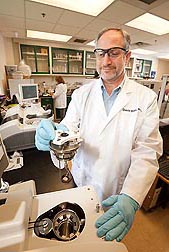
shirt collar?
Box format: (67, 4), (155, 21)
(99, 76), (125, 95)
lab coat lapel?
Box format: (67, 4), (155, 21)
(108, 86), (132, 119)
(92, 80), (107, 120)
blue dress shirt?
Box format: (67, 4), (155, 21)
(101, 79), (124, 115)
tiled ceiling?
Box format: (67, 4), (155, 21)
(0, 0), (169, 58)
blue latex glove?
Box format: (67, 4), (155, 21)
(95, 194), (139, 242)
(35, 119), (68, 151)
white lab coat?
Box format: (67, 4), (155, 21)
(53, 83), (67, 108)
(51, 77), (162, 205)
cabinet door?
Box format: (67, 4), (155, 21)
(20, 44), (50, 74)
(85, 51), (96, 75)
(52, 48), (68, 73)
(125, 57), (133, 77)
(20, 45), (36, 73)
(142, 60), (152, 77)
(134, 58), (143, 74)
(35, 46), (50, 73)
(68, 49), (83, 74)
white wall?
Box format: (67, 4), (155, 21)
(32, 75), (90, 88)
(5, 37), (15, 65)
(0, 33), (7, 94)
(156, 59), (169, 80)
(0, 34), (15, 94)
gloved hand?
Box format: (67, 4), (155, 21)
(95, 194), (139, 242)
(35, 119), (68, 151)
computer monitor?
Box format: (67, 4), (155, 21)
(19, 83), (39, 102)
(8, 79), (34, 99)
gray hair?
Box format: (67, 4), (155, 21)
(95, 27), (131, 51)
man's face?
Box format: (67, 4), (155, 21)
(95, 30), (131, 83)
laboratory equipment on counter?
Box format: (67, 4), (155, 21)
(41, 96), (54, 113)
(19, 83), (39, 103)
(8, 79), (34, 100)
(18, 59), (31, 78)
(0, 180), (128, 252)
(50, 129), (83, 183)
(0, 134), (9, 192)
(0, 103), (52, 152)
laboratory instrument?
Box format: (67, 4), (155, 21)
(50, 129), (83, 182)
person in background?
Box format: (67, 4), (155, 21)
(35, 28), (162, 242)
(52, 76), (67, 121)
(165, 81), (169, 95)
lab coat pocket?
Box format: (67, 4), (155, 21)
(118, 107), (143, 147)
(119, 108), (138, 136)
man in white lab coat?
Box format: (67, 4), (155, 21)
(35, 28), (162, 242)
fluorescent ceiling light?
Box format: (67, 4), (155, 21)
(27, 30), (72, 42)
(125, 13), (169, 35)
(131, 48), (157, 55)
(29, 0), (115, 16)
(86, 40), (95, 46)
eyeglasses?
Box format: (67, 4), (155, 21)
(94, 47), (128, 59)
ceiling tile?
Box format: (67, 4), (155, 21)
(58, 10), (94, 27)
(123, 27), (157, 43)
(0, 15), (25, 29)
(26, 19), (56, 33)
(74, 28), (98, 41)
(150, 1), (169, 20)
(139, 33), (169, 53)
(0, 0), (24, 17)
(83, 18), (120, 33)
(121, 0), (169, 11)
(52, 24), (81, 36)
(25, 0), (63, 23)
(98, 0), (146, 24)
